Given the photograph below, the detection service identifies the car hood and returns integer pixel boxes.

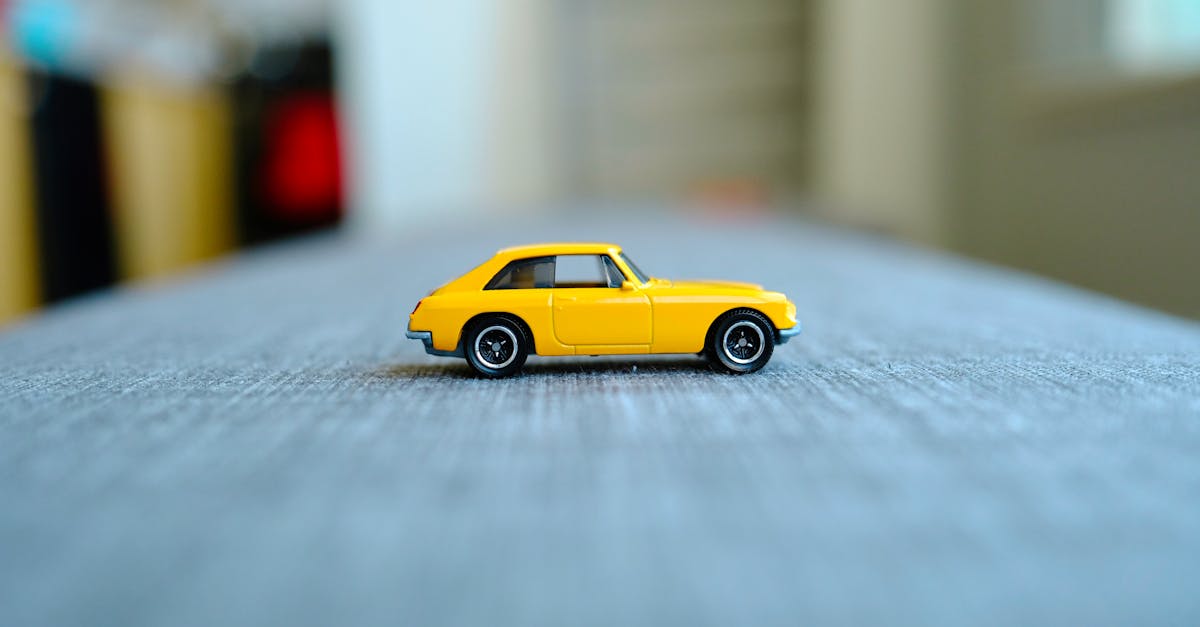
[651,278,785,300]
[664,279,764,291]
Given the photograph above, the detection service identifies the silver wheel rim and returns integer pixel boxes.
[722,320,765,365]
[475,325,519,368]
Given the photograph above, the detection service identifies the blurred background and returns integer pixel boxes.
[2,0,1198,327]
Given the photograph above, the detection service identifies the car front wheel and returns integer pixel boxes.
[708,309,775,374]
[464,315,529,378]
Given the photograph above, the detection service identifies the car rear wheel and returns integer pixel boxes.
[464,315,529,378]
[708,309,774,374]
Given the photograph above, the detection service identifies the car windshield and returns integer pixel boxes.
[618,252,652,283]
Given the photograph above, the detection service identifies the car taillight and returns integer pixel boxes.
[411,300,423,315]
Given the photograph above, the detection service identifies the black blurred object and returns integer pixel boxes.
[233,41,343,245]
[27,70,116,302]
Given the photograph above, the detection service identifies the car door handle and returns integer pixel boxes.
[554,296,576,311]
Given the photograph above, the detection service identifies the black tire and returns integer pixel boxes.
[707,309,775,374]
[464,315,529,378]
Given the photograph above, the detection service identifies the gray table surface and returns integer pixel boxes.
[2,212,1198,627]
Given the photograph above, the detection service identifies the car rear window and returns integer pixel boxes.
[485,257,554,289]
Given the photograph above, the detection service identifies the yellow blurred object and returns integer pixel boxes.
[101,76,235,280]
[0,54,41,326]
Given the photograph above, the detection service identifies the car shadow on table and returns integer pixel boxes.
[373,356,714,380]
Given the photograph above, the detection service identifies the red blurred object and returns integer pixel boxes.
[686,178,773,222]
[260,93,343,221]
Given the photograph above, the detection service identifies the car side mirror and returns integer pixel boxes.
[620,281,635,291]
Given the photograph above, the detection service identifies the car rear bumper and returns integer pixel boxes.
[777,322,802,345]
[406,329,464,358]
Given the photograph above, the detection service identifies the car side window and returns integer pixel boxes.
[602,255,626,288]
[485,257,554,290]
[554,255,613,288]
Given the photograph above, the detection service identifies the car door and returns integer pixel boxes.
[551,255,651,346]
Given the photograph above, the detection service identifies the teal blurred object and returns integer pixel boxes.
[9,0,78,69]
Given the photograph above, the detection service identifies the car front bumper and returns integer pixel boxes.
[405,329,464,358]
[777,322,802,345]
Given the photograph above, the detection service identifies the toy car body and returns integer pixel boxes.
[406,243,800,377]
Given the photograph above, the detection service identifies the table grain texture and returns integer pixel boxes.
[2,213,1198,627]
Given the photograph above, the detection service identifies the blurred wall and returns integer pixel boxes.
[335,0,560,228]
[487,0,560,208]
[814,0,950,246]
[563,0,813,199]
[336,0,814,226]
[953,2,1200,318]
[815,0,1200,318]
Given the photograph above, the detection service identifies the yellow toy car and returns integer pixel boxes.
[406,243,801,377]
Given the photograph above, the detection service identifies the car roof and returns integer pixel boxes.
[495,242,621,258]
